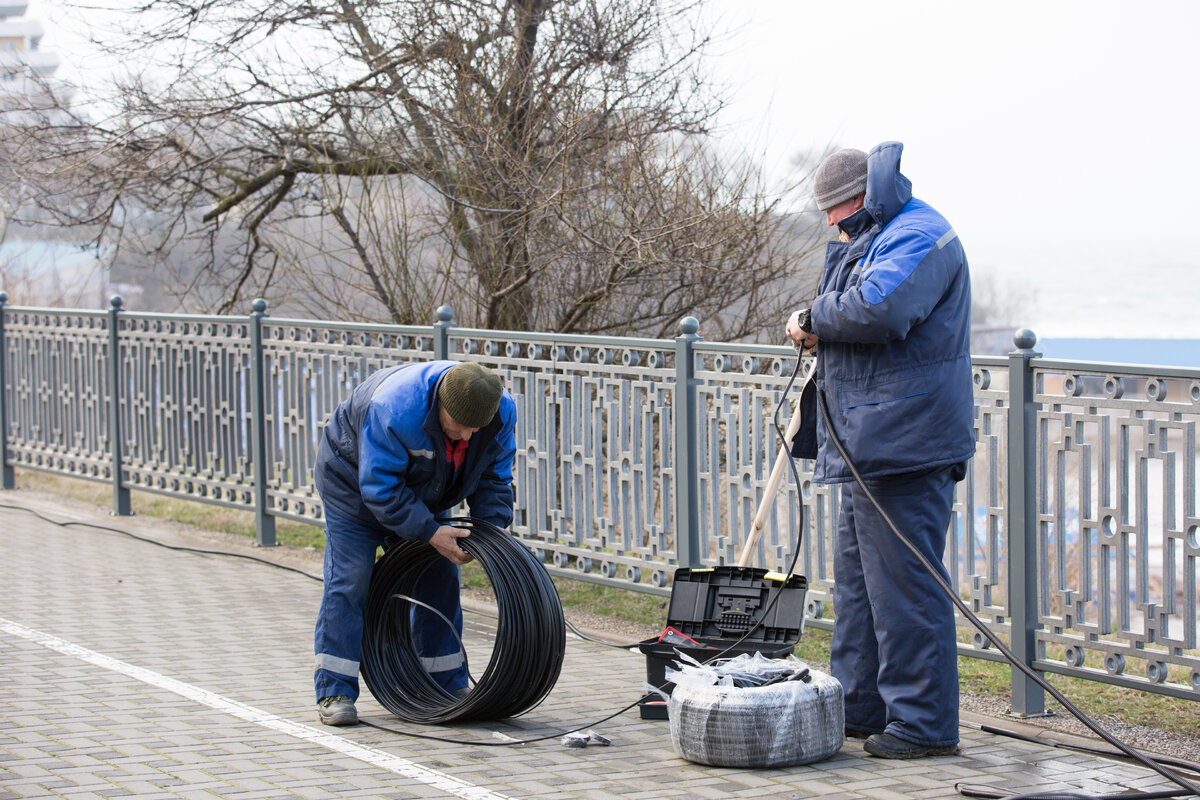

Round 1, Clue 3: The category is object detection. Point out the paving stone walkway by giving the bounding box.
[0,493,1190,799]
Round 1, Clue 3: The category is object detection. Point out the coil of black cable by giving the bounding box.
[361,517,566,724]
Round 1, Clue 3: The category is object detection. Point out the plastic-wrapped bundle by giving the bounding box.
[667,656,844,768]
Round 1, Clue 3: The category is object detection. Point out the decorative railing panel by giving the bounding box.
[2,308,109,480]
[446,328,680,592]
[116,313,255,507]
[1031,361,1200,697]
[962,359,1012,648]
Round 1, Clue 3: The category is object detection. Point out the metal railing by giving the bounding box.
[2,294,1198,709]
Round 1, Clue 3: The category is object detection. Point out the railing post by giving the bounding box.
[249,298,276,546]
[0,292,12,489]
[674,317,702,569]
[107,295,131,515]
[1007,327,1044,715]
[434,305,454,360]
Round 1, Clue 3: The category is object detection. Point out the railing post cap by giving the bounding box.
[0,291,7,305]
[252,298,268,313]
[678,316,700,336]
[436,305,454,323]
[1013,328,1038,351]
[109,295,123,309]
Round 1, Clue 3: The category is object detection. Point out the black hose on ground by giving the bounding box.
[360,516,565,724]
[814,390,1200,798]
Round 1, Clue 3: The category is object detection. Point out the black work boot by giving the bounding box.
[863,733,958,759]
[317,695,358,726]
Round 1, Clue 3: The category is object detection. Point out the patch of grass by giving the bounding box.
[794,625,832,668]
[957,657,1011,696]
[550,578,668,628]
[463,561,668,628]
[460,561,490,589]
[956,650,1200,737]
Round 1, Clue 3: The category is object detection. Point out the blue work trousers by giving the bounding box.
[313,510,467,702]
[831,463,963,747]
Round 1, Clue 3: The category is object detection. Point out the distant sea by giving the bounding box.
[970,329,1200,367]
[1036,338,1200,368]
[969,249,1198,368]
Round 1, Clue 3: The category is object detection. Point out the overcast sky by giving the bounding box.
[25,0,1200,337]
[701,0,1200,338]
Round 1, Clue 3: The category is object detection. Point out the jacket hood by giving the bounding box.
[864,141,913,230]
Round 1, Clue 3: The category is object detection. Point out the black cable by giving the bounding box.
[957,787,1192,800]
[0,359,815,740]
[0,498,643,650]
[363,355,818,740]
[562,618,642,649]
[0,499,646,741]
[358,695,645,746]
[973,724,1200,779]
[11,364,1193,781]
[360,516,566,724]
[0,499,630,645]
[0,501,323,579]
[456,597,642,650]
[814,389,1200,798]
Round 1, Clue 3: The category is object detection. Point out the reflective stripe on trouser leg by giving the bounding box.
[314,510,386,703]
[419,652,465,673]
[411,556,467,692]
[833,464,961,747]
[315,653,359,677]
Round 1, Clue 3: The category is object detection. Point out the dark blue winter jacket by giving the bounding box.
[314,361,517,540]
[794,141,975,483]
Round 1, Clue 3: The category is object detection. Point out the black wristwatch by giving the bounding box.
[796,308,812,333]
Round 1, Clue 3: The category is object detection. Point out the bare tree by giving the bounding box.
[8,0,825,337]
[971,269,1034,329]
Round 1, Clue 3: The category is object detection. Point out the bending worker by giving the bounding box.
[786,142,974,759]
[312,360,516,726]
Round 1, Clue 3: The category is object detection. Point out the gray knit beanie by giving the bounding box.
[438,362,502,428]
[813,148,869,211]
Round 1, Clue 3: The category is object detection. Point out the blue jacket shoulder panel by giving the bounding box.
[813,200,960,345]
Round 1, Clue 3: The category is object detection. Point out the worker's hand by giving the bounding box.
[785,310,819,351]
[429,525,473,565]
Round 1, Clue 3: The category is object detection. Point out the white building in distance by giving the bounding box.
[0,2,68,112]
[1,2,104,309]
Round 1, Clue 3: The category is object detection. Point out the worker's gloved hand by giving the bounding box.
[429,525,473,565]
[785,309,819,352]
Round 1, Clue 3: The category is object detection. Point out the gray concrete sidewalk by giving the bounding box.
[0,491,1191,799]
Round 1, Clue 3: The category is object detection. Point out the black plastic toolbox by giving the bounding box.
[637,565,808,720]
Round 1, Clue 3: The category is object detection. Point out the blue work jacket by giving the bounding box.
[314,361,517,541]
[794,141,975,483]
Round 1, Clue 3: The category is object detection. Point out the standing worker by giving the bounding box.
[786,142,974,758]
[312,360,516,726]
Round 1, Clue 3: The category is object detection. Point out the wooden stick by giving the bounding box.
[737,358,816,567]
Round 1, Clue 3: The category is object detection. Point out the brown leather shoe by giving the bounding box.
[863,733,958,759]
